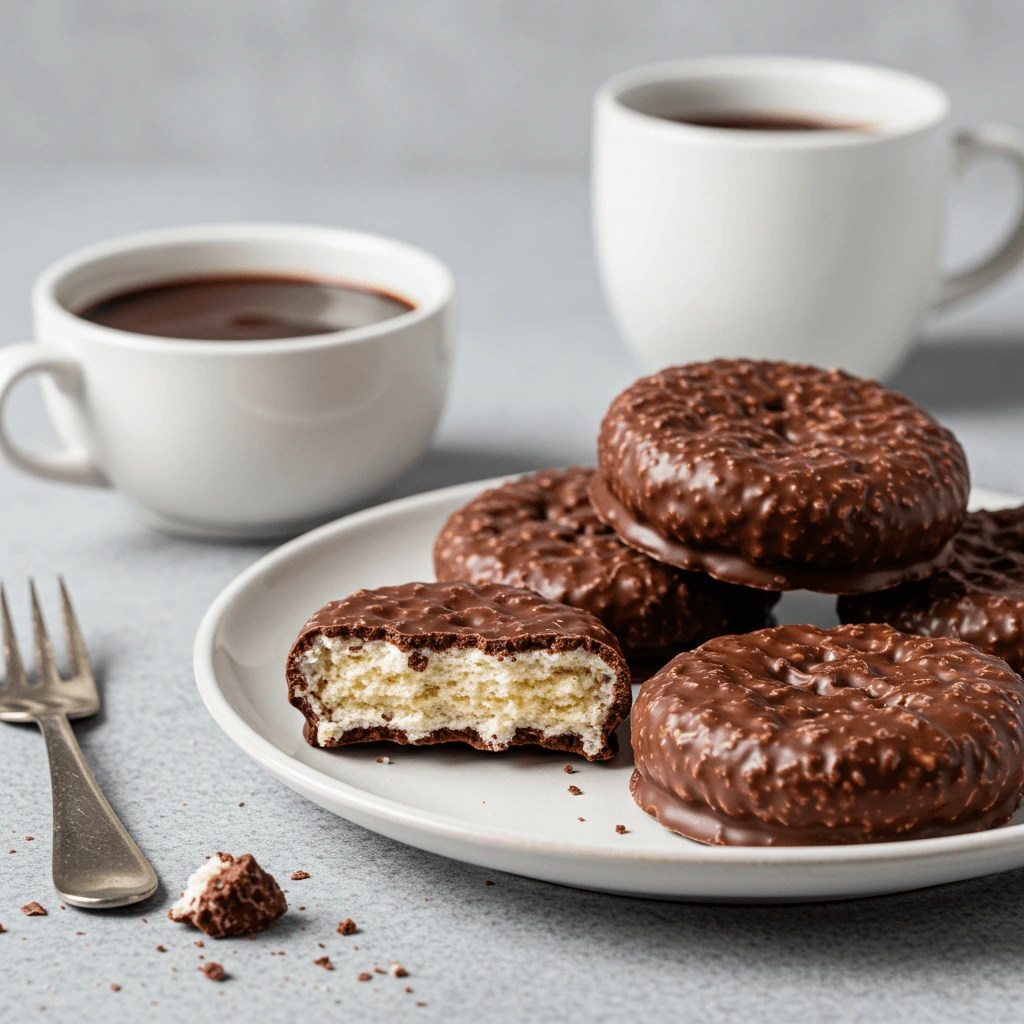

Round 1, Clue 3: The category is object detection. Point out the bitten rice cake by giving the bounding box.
[286,581,631,761]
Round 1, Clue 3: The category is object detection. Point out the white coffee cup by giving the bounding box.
[0,223,454,538]
[593,56,1024,379]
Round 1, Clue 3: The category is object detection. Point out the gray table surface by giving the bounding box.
[2,164,1024,1023]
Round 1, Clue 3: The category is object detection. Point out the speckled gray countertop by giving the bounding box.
[2,165,1024,1022]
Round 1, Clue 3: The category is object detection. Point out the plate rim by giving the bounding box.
[193,477,1024,870]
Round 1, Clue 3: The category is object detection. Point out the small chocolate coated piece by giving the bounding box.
[433,467,777,680]
[840,506,1024,671]
[591,360,969,593]
[631,623,1024,845]
[168,853,286,938]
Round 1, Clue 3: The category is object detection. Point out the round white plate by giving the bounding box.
[194,480,1024,903]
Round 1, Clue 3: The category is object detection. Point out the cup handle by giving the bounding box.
[0,343,110,487]
[935,125,1024,310]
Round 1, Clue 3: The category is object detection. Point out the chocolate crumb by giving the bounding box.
[578,817,585,822]
[0,923,5,933]
[405,986,413,993]
[20,903,46,917]
[25,836,34,841]
[76,931,84,936]
[238,802,245,807]
[141,918,147,923]
[357,972,372,982]
[60,906,65,911]
[376,756,391,765]
[247,935,256,941]
[8,850,14,854]
[417,1002,427,1007]
[200,962,225,981]
[298,906,305,911]
[391,963,409,978]
[317,942,325,949]
[615,824,627,834]
[374,967,386,975]
[484,880,494,887]
[194,941,204,948]
[337,918,357,935]
[563,765,575,774]
[290,871,310,881]
[109,983,120,992]
[168,852,286,938]
[568,785,582,795]
[313,956,334,971]
[156,945,166,953]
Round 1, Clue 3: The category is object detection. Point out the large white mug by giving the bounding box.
[0,223,454,538]
[593,56,1024,379]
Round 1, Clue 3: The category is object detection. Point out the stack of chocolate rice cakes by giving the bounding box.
[287,357,1024,849]
[432,358,1024,846]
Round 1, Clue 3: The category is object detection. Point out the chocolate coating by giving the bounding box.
[631,623,1024,845]
[592,360,969,593]
[840,506,1024,671]
[287,581,631,760]
[168,853,287,938]
[433,468,778,679]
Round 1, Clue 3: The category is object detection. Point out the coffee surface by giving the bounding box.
[79,274,414,341]
[669,111,872,132]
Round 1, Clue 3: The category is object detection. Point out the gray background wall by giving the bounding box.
[1,0,1022,171]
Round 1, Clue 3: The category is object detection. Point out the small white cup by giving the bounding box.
[593,56,1024,379]
[0,223,454,538]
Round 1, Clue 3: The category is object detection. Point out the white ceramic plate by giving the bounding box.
[194,480,1024,903]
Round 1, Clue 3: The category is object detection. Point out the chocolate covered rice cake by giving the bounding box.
[287,580,631,761]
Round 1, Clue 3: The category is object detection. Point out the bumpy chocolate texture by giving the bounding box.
[591,360,970,593]
[287,580,631,760]
[840,506,1024,671]
[433,468,778,679]
[631,623,1024,846]
[167,853,287,938]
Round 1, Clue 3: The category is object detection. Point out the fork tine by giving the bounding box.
[1,583,29,691]
[58,576,94,684]
[29,579,63,687]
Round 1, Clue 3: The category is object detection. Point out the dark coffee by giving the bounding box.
[668,111,873,132]
[79,274,415,341]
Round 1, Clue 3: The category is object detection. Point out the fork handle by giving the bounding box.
[36,713,159,909]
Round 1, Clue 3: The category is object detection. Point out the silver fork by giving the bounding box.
[0,579,158,908]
